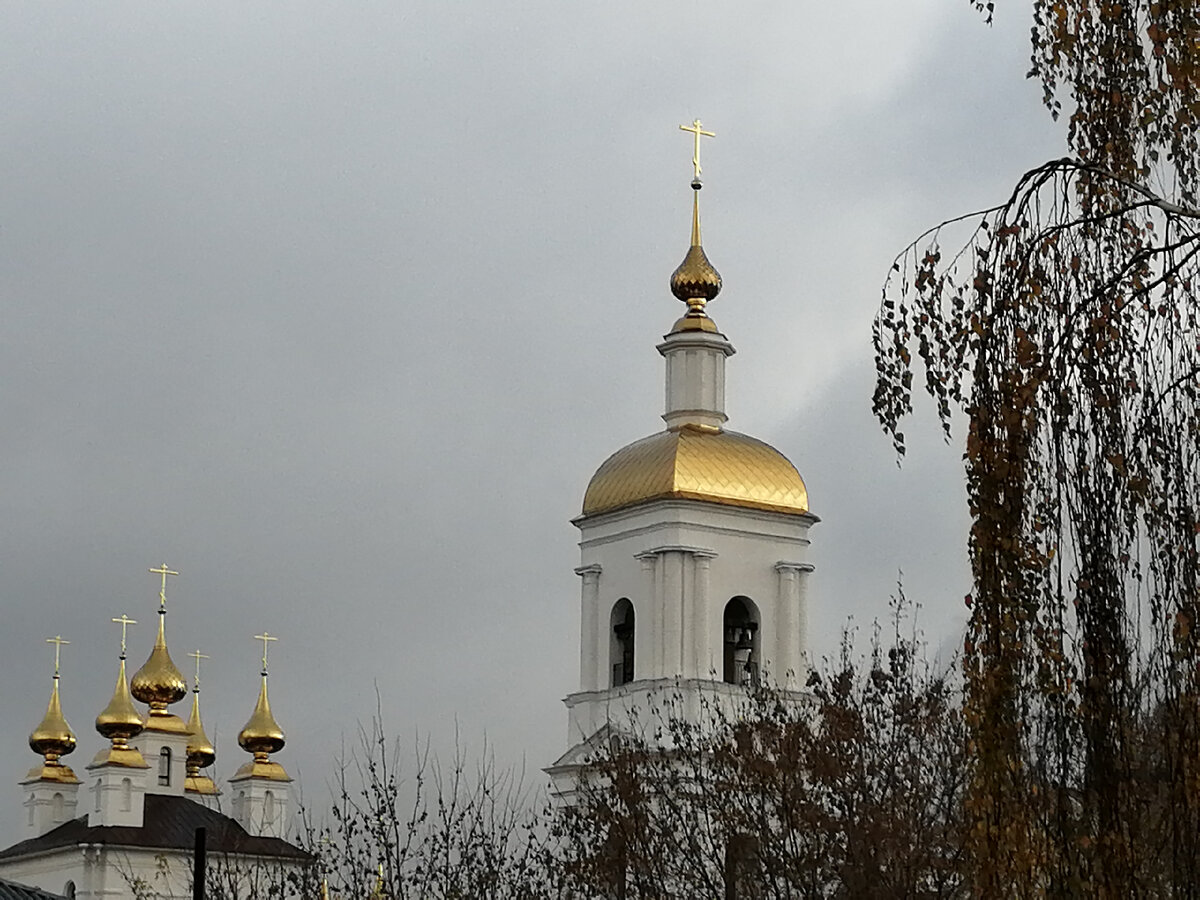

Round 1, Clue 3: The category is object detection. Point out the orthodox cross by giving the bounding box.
[112,615,137,658]
[46,635,70,677]
[679,118,715,180]
[254,632,278,675]
[148,563,179,610]
[189,649,209,689]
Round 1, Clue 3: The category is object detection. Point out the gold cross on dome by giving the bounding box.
[111,615,137,657]
[148,564,179,610]
[188,649,209,688]
[679,118,715,180]
[254,632,278,674]
[46,635,70,677]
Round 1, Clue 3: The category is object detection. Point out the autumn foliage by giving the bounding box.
[874,0,1200,894]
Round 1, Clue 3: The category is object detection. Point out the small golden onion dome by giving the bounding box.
[239,675,286,758]
[186,690,216,770]
[184,688,219,795]
[96,657,145,746]
[92,656,149,768]
[234,675,291,782]
[582,426,809,518]
[131,612,188,715]
[28,678,79,783]
[669,191,722,317]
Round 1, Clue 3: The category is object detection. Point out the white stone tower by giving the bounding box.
[551,127,817,785]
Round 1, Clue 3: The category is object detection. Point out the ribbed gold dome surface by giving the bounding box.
[582,426,809,517]
[131,614,187,713]
[669,192,722,317]
[670,244,722,303]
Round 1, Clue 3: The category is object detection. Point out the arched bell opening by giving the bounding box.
[723,596,760,686]
[610,599,635,687]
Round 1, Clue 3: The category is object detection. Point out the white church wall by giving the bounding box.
[0,843,305,900]
[86,764,147,829]
[130,731,189,797]
[576,499,814,691]
[0,851,89,900]
[21,780,79,840]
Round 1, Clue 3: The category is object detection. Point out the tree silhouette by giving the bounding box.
[874,2,1200,894]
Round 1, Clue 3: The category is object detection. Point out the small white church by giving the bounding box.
[0,575,307,899]
[550,133,816,792]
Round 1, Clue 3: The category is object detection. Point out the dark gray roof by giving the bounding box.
[0,877,64,900]
[0,794,309,863]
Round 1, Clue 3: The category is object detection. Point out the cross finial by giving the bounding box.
[111,615,137,658]
[679,118,715,182]
[148,564,179,611]
[46,635,70,678]
[254,632,279,675]
[188,649,209,690]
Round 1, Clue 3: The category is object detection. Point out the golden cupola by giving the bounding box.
[131,565,190,735]
[185,650,219,795]
[26,637,79,784]
[235,633,291,782]
[92,618,150,769]
[580,122,809,520]
[668,190,723,332]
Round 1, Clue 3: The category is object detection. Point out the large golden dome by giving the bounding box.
[582,425,809,517]
[131,614,188,714]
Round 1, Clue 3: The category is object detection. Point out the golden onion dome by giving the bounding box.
[184,688,219,795]
[234,674,291,782]
[669,191,722,317]
[582,425,809,518]
[96,656,144,745]
[29,678,77,766]
[92,655,149,768]
[131,612,188,714]
[239,675,286,758]
[186,690,216,770]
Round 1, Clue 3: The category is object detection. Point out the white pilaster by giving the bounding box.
[635,553,657,681]
[662,551,684,674]
[774,562,815,689]
[693,552,715,678]
[680,552,696,675]
[576,565,603,692]
[796,565,813,676]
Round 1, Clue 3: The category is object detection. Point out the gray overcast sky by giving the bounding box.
[0,1,1063,844]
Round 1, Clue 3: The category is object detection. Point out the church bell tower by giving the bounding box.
[551,123,818,784]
